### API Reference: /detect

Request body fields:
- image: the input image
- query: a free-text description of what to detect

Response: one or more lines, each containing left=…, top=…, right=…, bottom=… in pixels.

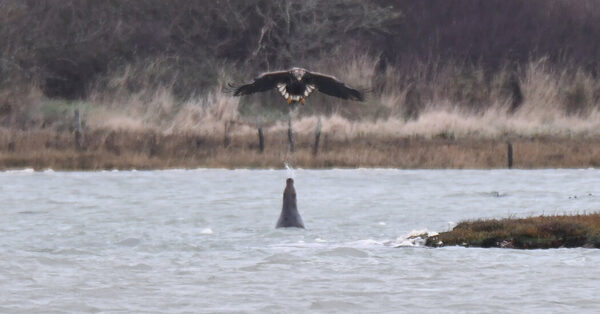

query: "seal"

left=276, top=178, right=305, bottom=228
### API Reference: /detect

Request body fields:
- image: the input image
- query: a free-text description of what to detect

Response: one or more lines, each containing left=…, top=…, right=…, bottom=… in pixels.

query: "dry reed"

left=2, top=56, right=600, bottom=170
left=1, top=127, right=600, bottom=170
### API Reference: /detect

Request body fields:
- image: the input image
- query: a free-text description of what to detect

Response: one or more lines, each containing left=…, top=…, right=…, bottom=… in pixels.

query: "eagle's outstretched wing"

left=231, top=71, right=291, bottom=96
left=303, top=72, right=365, bottom=101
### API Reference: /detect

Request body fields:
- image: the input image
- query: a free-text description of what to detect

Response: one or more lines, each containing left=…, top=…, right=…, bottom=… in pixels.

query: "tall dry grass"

left=4, top=1, right=600, bottom=169
left=2, top=128, right=600, bottom=170
left=4, top=55, right=600, bottom=140
left=2, top=55, right=600, bottom=169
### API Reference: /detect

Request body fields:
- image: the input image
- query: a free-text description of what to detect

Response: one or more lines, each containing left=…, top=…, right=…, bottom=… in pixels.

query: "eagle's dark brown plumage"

left=230, top=67, right=364, bottom=104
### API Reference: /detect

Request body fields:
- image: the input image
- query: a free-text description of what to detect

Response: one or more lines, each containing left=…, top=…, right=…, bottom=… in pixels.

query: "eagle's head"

left=290, top=67, right=306, bottom=81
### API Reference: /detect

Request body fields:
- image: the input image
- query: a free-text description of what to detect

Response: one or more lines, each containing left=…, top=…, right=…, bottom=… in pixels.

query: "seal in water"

left=276, top=178, right=305, bottom=228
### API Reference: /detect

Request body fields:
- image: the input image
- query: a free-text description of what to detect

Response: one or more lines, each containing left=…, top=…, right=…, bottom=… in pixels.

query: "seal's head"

left=277, top=177, right=304, bottom=228
left=284, top=178, right=296, bottom=199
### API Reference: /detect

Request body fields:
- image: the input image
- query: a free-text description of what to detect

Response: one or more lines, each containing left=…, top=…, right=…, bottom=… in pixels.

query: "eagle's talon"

left=300, top=98, right=305, bottom=105
left=287, top=97, right=292, bottom=104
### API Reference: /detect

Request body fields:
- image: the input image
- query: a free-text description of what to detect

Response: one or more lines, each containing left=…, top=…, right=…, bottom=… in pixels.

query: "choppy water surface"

left=1, top=169, right=599, bottom=313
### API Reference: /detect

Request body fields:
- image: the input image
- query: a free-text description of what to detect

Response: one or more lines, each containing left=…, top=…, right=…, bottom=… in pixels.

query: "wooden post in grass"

left=224, top=121, right=231, bottom=148
left=313, top=117, right=322, bottom=156
left=257, top=119, right=265, bottom=153
left=74, top=109, right=84, bottom=150
left=507, top=141, right=513, bottom=169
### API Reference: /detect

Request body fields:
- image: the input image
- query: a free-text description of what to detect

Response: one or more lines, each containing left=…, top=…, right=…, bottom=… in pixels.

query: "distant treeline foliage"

left=1, top=0, right=600, bottom=99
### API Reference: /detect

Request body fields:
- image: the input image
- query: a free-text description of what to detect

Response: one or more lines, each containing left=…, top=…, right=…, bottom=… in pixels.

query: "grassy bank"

left=1, top=128, right=600, bottom=170
left=3, top=2, right=600, bottom=171
left=3, top=65, right=600, bottom=170
left=426, top=213, right=600, bottom=249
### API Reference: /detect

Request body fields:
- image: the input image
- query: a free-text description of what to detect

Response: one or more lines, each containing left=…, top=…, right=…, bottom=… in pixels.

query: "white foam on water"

left=406, top=229, right=429, bottom=238
left=2, top=168, right=35, bottom=174
left=284, top=162, right=295, bottom=179
left=200, top=228, right=213, bottom=235
left=392, top=229, right=435, bottom=248
left=393, top=238, right=425, bottom=247
left=347, top=239, right=386, bottom=247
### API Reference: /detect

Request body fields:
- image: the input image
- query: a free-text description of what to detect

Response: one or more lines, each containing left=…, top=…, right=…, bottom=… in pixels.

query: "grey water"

left=1, top=168, right=599, bottom=313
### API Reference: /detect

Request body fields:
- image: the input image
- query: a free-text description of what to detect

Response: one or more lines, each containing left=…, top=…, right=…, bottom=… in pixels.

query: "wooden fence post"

left=507, top=141, right=513, bottom=169
left=257, top=123, right=265, bottom=153
left=74, top=109, right=84, bottom=150
left=313, top=117, right=322, bottom=156
left=224, top=121, right=231, bottom=148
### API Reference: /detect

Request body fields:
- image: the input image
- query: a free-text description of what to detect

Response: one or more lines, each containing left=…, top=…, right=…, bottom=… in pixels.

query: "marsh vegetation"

left=427, top=213, right=600, bottom=249
left=2, top=1, right=600, bottom=168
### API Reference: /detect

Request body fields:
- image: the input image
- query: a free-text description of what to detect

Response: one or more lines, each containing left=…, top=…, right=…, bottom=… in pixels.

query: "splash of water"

left=391, top=229, right=436, bottom=247
left=285, top=162, right=295, bottom=179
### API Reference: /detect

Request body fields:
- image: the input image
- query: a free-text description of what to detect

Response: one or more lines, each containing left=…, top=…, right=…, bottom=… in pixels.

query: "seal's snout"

left=286, top=178, right=294, bottom=186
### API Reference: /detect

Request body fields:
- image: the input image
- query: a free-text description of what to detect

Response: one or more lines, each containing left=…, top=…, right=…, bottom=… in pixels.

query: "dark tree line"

left=1, top=0, right=600, bottom=99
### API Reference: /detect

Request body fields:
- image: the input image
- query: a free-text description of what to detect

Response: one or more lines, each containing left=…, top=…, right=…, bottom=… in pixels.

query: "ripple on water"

left=310, top=300, right=365, bottom=311
left=2, top=169, right=600, bottom=313
left=316, top=247, right=369, bottom=258
left=119, top=263, right=153, bottom=271
left=263, top=252, right=306, bottom=265
left=116, top=238, right=141, bottom=247
left=200, top=228, right=213, bottom=234
left=17, top=211, right=47, bottom=215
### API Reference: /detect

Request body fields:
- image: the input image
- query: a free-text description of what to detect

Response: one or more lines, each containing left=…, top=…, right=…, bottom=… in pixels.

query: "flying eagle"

left=230, top=67, right=365, bottom=104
